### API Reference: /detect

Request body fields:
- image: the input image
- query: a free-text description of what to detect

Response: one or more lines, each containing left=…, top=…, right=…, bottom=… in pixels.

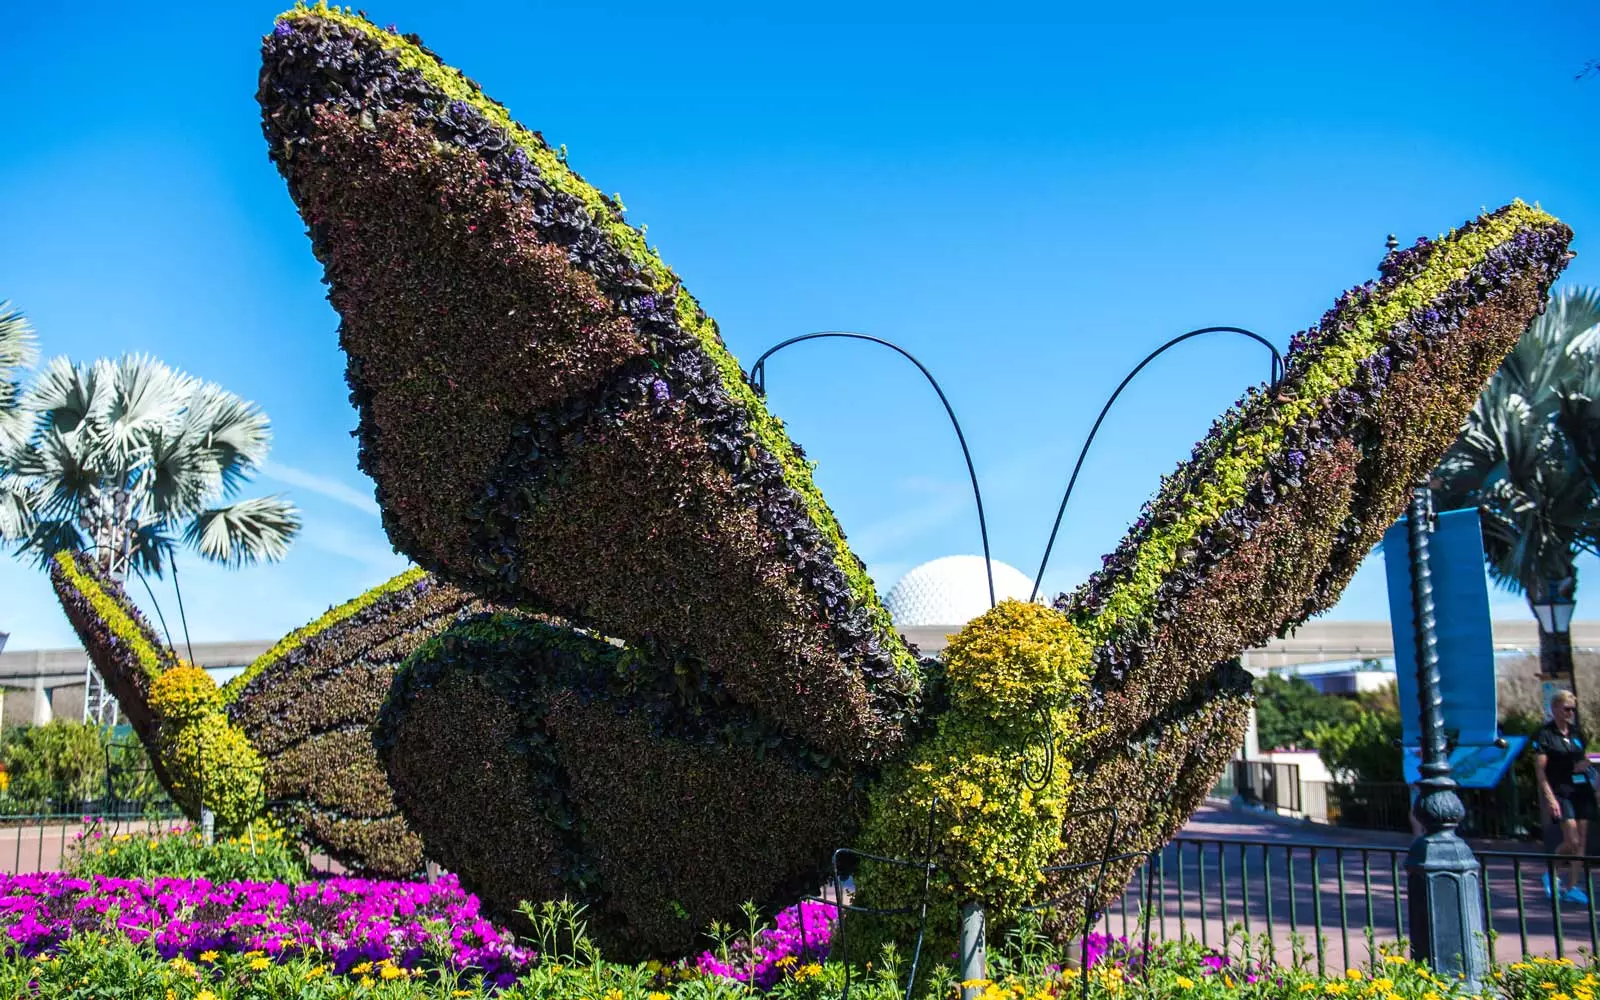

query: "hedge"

left=378, top=612, right=856, bottom=958
left=258, top=5, right=918, bottom=767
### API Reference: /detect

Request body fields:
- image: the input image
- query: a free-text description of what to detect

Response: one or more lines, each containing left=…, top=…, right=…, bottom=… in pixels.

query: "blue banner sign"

left=1382, top=507, right=1499, bottom=749
left=1403, top=736, right=1527, bottom=789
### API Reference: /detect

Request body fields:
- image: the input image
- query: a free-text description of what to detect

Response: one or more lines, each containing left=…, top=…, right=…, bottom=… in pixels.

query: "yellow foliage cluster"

left=149, top=665, right=263, bottom=832
left=149, top=665, right=223, bottom=722
left=854, top=601, right=1093, bottom=951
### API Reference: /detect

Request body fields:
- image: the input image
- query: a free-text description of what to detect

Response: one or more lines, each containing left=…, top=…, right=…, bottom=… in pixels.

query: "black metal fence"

left=1086, top=836, right=1600, bottom=970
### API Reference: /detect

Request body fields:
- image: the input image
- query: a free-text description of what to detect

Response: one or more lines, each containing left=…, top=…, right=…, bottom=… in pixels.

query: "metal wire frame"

left=1024, top=805, right=1128, bottom=996
left=795, top=795, right=942, bottom=1000
left=748, top=331, right=996, bottom=609
left=1028, top=327, right=1285, bottom=603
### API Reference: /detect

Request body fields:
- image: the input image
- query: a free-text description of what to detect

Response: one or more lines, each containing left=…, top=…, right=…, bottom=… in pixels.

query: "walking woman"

left=1536, top=689, right=1594, bottom=903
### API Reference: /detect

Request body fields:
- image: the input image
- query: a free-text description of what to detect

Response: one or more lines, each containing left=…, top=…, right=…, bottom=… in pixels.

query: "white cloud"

left=261, top=460, right=380, bottom=517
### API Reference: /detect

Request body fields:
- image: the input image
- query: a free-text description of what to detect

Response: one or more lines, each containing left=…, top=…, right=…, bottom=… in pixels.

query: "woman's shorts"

left=1557, top=784, right=1598, bottom=822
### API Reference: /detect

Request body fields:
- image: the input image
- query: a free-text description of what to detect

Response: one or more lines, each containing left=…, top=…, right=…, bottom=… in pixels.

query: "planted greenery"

left=49, top=555, right=489, bottom=871
left=258, top=6, right=919, bottom=770
left=378, top=613, right=855, bottom=957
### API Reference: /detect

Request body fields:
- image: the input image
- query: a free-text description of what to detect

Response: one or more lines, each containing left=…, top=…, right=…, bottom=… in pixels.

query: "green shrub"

left=63, top=818, right=307, bottom=883
left=0, top=721, right=107, bottom=809
left=1255, top=674, right=1364, bottom=752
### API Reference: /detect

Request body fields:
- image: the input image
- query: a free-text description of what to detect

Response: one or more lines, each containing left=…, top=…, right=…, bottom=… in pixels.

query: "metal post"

left=200, top=807, right=214, bottom=847
left=959, top=901, right=986, bottom=999
left=1403, top=479, right=1488, bottom=987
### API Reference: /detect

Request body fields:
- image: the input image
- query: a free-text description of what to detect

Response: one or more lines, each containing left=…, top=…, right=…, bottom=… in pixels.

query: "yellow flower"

left=1373, top=978, right=1395, bottom=991
left=304, top=965, right=326, bottom=980
left=648, top=994, right=671, bottom=1000
left=1555, top=994, right=1575, bottom=1000
left=1546, top=984, right=1561, bottom=992
left=198, top=951, right=219, bottom=963
left=360, top=975, right=374, bottom=987
left=1301, top=985, right=1319, bottom=993
left=1384, top=956, right=1408, bottom=966
left=1175, top=976, right=1196, bottom=989
left=249, top=956, right=270, bottom=971
left=381, top=964, right=405, bottom=980
left=776, top=955, right=798, bottom=969
left=351, top=961, right=373, bottom=975
left=1348, top=970, right=1364, bottom=981
left=197, top=992, right=217, bottom=1000
left=454, top=993, right=474, bottom=999
left=1513, top=964, right=1533, bottom=971
left=1326, top=983, right=1350, bottom=996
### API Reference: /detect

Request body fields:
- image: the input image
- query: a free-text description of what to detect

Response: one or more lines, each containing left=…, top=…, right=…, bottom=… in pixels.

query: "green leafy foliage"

left=64, top=819, right=307, bottom=883
left=379, top=612, right=855, bottom=958
left=1311, top=682, right=1404, bottom=783
left=0, top=721, right=163, bottom=811
left=1253, top=674, right=1363, bottom=752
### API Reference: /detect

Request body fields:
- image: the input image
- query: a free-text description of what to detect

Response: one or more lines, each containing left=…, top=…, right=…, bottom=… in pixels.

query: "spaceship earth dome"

left=883, top=555, right=1040, bottom=629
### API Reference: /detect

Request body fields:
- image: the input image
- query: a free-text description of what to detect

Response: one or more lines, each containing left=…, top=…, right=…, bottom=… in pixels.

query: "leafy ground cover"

left=65, top=820, right=308, bottom=885
left=0, top=866, right=1592, bottom=1000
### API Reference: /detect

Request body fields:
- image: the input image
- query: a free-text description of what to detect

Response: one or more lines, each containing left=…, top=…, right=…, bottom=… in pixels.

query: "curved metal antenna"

left=1028, top=327, right=1284, bottom=603
left=171, top=557, right=195, bottom=666
left=750, top=331, right=996, bottom=608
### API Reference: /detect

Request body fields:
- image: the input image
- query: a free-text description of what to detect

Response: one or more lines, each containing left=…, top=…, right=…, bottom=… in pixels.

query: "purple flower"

left=650, top=378, right=671, bottom=402
left=273, top=20, right=294, bottom=37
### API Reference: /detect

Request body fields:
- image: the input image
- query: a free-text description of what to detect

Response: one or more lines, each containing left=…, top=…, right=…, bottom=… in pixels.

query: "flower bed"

left=0, top=871, right=528, bottom=986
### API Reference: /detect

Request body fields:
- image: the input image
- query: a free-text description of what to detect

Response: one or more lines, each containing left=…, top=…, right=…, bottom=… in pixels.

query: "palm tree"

left=0, top=353, right=301, bottom=582
left=1434, top=286, right=1600, bottom=680
left=0, top=302, right=37, bottom=450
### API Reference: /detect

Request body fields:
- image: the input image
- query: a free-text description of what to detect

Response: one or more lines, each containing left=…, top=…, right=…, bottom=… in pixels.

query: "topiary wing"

left=376, top=613, right=858, bottom=958
left=48, top=549, right=500, bottom=872
left=1047, top=204, right=1573, bottom=921
left=225, top=571, right=495, bottom=876
left=258, top=8, right=916, bottom=769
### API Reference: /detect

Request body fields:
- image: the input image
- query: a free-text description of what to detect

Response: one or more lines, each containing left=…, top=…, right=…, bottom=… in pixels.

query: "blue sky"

left=2, top=1, right=1598, bottom=650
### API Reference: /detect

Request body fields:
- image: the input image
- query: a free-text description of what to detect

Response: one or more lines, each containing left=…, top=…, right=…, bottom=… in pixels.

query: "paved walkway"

left=1095, top=803, right=1596, bottom=968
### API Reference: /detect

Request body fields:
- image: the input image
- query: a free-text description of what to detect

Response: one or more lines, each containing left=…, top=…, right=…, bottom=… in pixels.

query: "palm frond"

left=181, top=383, right=271, bottom=496
left=100, top=355, right=193, bottom=468
left=183, top=495, right=302, bottom=568
left=0, top=302, right=37, bottom=372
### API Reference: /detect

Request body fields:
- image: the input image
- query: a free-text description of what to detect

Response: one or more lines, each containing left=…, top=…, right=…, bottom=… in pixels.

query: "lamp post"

left=1532, top=576, right=1578, bottom=703
left=1404, top=479, right=1488, bottom=985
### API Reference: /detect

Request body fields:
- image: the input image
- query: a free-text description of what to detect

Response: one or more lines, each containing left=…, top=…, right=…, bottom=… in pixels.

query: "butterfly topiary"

left=53, top=2, right=1575, bottom=961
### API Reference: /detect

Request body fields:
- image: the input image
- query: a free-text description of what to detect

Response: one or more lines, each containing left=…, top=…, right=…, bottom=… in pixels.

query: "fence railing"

left=1232, top=761, right=1303, bottom=814
left=1088, top=836, right=1600, bottom=971
left=1299, top=781, right=1535, bottom=841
